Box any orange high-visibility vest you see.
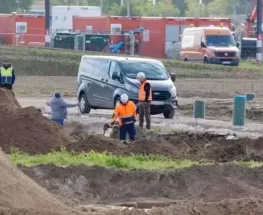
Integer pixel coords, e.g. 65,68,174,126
111,101,137,126
138,81,152,101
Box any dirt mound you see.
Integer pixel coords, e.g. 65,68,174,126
68,134,179,158
0,149,72,213
67,132,259,162
20,164,263,205
0,89,74,154
0,89,21,109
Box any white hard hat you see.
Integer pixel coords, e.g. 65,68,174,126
121,94,129,103
136,72,145,79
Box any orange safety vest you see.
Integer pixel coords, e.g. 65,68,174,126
138,81,152,101
111,101,137,126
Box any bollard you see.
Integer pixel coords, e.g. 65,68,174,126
246,93,256,102
193,100,206,119
233,95,246,126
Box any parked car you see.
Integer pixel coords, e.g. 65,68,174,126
180,26,240,66
77,55,177,119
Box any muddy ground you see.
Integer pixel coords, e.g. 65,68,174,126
20,164,263,207
5,76,263,214
14,76,263,124
65,132,263,162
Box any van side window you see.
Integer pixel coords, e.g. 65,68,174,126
84,58,110,76
109,61,121,80
181,35,194,48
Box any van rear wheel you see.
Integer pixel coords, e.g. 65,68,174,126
163,109,175,119
79,93,91,114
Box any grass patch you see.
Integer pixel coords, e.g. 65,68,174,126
10,149,207,170
1,45,263,78
235,160,263,168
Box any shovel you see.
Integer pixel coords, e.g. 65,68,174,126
102,124,119,136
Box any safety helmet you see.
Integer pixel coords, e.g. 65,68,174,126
121,94,129,103
136,72,146,80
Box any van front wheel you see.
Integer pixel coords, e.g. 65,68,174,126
163,109,175,119
79,93,91,114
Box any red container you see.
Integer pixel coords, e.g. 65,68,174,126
73,16,109,33
139,17,165,58
0,15,15,45
15,15,45,46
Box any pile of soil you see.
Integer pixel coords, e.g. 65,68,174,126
67,132,263,162
0,149,72,214
20,164,263,205
0,89,74,154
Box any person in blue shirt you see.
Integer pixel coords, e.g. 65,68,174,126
46,92,79,126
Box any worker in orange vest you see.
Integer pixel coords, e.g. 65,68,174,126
110,94,137,141
137,72,152,130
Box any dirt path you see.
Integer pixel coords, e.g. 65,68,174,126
17,96,263,139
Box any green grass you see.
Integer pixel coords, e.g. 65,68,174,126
1,45,263,78
240,59,262,70
10,149,263,170
10,149,206,170
235,160,263,168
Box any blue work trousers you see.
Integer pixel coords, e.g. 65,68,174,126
52,118,64,126
120,123,136,141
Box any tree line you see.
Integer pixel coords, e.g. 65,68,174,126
0,0,253,17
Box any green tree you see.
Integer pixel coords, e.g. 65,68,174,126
109,0,179,17
172,0,187,16
0,0,33,13
185,0,207,17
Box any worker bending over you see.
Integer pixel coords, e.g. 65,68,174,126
0,60,15,90
137,72,152,130
46,92,79,126
111,94,137,141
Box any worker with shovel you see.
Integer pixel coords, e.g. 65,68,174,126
105,94,137,141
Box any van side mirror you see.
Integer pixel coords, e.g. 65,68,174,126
201,41,206,48
171,73,176,82
236,42,240,48
112,71,119,81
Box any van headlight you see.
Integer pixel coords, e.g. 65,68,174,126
170,86,177,97
124,83,138,94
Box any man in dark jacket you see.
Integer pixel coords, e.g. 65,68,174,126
0,60,16,90
46,92,79,126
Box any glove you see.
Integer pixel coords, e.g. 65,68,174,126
110,122,115,126
134,119,136,123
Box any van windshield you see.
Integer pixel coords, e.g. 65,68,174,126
121,61,169,80
206,35,235,47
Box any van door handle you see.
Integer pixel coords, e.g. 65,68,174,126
106,79,108,82
101,78,104,81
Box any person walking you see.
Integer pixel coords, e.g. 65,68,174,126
46,92,79,126
137,72,152,130
0,60,15,90
110,94,137,141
